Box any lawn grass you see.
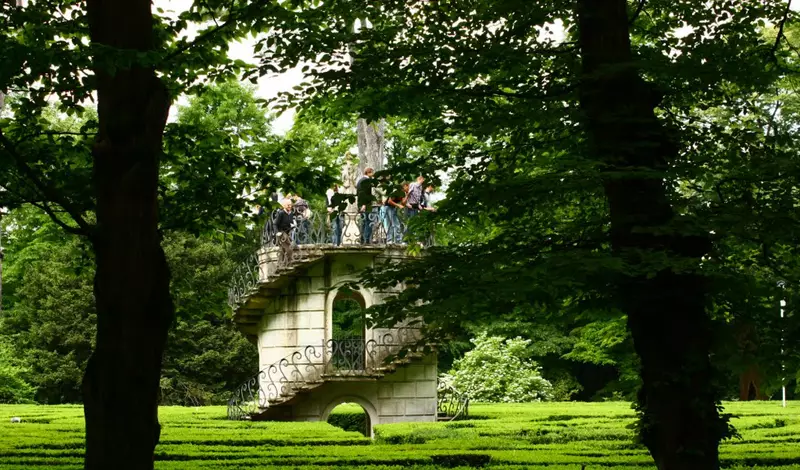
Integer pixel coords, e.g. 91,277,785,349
0,401,798,469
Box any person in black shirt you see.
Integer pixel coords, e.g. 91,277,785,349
356,167,376,244
327,185,347,246
274,199,295,264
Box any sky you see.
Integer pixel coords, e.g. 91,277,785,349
155,0,303,134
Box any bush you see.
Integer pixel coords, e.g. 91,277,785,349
327,406,369,436
0,337,34,403
442,333,552,403
547,371,583,402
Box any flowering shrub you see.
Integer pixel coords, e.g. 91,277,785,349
442,333,552,403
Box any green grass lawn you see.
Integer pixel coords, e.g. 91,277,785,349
1,401,798,469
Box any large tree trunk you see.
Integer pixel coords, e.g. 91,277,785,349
357,118,385,173
577,2,722,469
82,1,173,468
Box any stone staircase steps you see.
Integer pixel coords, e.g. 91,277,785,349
249,351,428,419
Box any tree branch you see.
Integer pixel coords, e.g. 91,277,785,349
765,98,781,140
27,200,87,236
33,130,96,137
0,129,93,236
201,0,221,29
454,84,577,101
629,0,647,25
772,0,793,55
163,2,261,62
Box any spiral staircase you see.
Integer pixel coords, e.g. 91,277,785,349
226,333,434,421
226,210,468,423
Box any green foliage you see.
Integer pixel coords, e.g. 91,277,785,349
159,315,256,406
0,207,95,404
332,295,365,339
545,371,583,403
443,334,553,403
0,206,256,405
281,109,356,199
161,81,339,233
160,231,257,405
1,79,336,239
563,317,640,399
0,337,34,404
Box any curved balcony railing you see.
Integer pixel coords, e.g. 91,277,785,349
437,382,470,421
259,208,422,249
227,328,422,420
228,208,434,309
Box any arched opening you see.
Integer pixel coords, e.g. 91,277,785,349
322,395,378,438
326,402,372,437
331,288,366,370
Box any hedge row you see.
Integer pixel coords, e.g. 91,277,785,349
1,402,798,469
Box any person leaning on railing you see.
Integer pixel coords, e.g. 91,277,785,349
405,175,425,218
372,174,388,243
327,184,347,246
357,167,379,244
384,182,407,244
421,184,436,212
274,199,295,264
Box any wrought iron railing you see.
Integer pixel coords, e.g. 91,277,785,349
329,337,368,371
437,382,470,421
227,329,422,420
227,251,262,309
259,208,411,250
228,209,434,309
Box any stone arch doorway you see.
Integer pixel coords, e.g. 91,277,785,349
322,395,378,438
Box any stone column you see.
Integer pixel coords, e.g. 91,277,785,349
357,118,385,173
339,152,361,245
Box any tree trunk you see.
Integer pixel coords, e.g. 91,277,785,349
0,241,4,312
735,323,766,401
82,1,173,469
576,2,723,469
357,118,385,173
739,365,767,401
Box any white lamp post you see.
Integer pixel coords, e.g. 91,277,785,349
779,281,787,408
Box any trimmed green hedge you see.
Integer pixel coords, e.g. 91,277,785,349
328,406,369,436
1,402,798,469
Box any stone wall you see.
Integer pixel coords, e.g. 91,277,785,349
258,260,327,369
254,248,437,434
291,353,438,435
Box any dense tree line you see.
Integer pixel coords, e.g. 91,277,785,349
0,207,258,405
0,78,342,412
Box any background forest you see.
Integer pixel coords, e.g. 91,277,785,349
1,81,797,406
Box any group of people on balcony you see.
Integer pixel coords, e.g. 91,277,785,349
268,167,435,260
331,167,435,245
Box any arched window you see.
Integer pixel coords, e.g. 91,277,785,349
331,288,366,371
332,288,365,341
